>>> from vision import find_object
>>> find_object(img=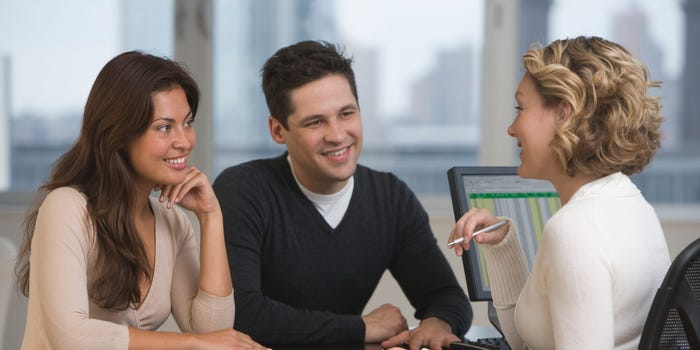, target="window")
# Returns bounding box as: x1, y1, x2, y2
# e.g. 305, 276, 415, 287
210, 0, 699, 202
0, 0, 173, 191
1, 0, 698, 203
212, 0, 483, 195
548, 0, 699, 203
1, 2, 698, 348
